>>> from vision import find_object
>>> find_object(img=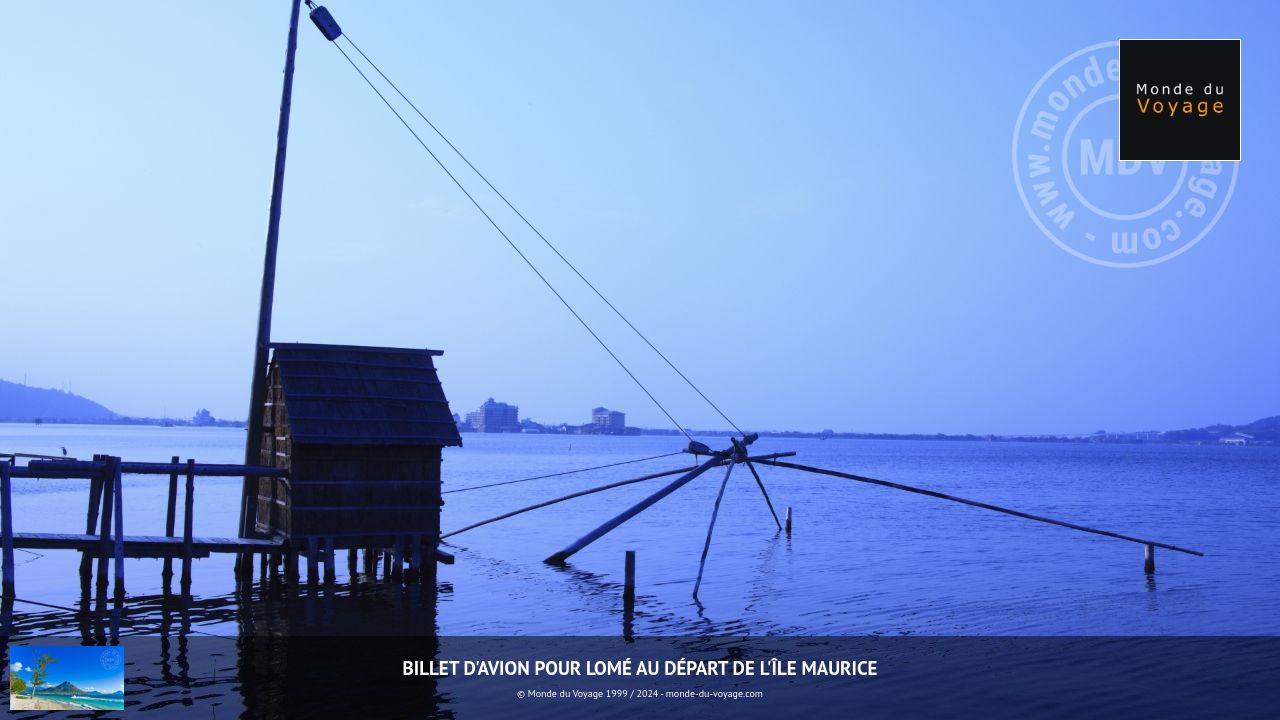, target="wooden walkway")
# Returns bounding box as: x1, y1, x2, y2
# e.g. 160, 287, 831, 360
1, 454, 290, 600
10, 533, 282, 558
